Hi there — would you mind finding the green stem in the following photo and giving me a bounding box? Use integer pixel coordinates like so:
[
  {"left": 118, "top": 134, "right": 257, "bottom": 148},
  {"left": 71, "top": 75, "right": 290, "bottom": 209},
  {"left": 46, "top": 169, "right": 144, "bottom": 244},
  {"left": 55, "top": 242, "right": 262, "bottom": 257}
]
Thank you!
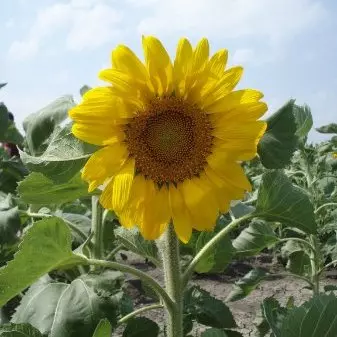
[
  {"left": 87, "top": 258, "right": 174, "bottom": 312},
  {"left": 117, "top": 304, "right": 164, "bottom": 326},
  {"left": 318, "top": 259, "right": 337, "bottom": 275},
  {"left": 91, "top": 196, "right": 104, "bottom": 260},
  {"left": 105, "top": 244, "right": 124, "bottom": 261},
  {"left": 309, "top": 235, "right": 320, "bottom": 294},
  {"left": 314, "top": 202, "right": 337, "bottom": 214},
  {"left": 278, "top": 237, "right": 316, "bottom": 253},
  {"left": 158, "top": 224, "right": 183, "bottom": 337},
  {"left": 182, "top": 215, "right": 251, "bottom": 286},
  {"left": 24, "top": 211, "right": 87, "bottom": 242}
]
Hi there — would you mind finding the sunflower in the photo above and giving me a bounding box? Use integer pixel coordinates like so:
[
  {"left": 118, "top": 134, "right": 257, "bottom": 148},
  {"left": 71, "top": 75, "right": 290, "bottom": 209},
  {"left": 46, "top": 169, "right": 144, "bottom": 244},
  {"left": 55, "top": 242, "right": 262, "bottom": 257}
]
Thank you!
[{"left": 69, "top": 36, "right": 267, "bottom": 243}]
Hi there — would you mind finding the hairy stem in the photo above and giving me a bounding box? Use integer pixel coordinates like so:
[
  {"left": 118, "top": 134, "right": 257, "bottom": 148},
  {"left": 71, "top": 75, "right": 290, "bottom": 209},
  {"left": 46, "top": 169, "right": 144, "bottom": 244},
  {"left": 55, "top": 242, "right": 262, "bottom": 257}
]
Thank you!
[
  {"left": 91, "top": 196, "right": 104, "bottom": 260},
  {"left": 314, "top": 202, "right": 337, "bottom": 214},
  {"left": 158, "top": 224, "right": 184, "bottom": 337},
  {"left": 117, "top": 304, "right": 164, "bottom": 326}
]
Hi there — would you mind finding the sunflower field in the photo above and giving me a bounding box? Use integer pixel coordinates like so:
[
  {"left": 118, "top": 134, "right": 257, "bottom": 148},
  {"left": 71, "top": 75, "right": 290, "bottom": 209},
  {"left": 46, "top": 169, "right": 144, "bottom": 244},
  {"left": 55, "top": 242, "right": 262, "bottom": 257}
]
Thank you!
[{"left": 0, "top": 38, "right": 337, "bottom": 337}]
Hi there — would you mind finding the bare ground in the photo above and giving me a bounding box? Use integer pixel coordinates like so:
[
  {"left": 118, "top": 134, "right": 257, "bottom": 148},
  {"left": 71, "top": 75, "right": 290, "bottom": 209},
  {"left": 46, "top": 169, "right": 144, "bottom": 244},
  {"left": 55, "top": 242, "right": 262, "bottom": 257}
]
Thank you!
[{"left": 113, "top": 252, "right": 337, "bottom": 337}]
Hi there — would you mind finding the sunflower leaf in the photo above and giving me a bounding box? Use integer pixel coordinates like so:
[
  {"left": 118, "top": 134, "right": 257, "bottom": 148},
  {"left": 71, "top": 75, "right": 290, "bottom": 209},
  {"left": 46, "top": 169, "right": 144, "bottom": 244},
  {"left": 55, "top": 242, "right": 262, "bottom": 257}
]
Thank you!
[
  {"left": 18, "top": 172, "right": 92, "bottom": 205},
  {"left": 254, "top": 170, "right": 317, "bottom": 234},
  {"left": 258, "top": 100, "right": 298, "bottom": 168},
  {"left": 316, "top": 123, "right": 337, "bottom": 134},
  {"left": 122, "top": 317, "right": 160, "bottom": 337},
  {"left": 92, "top": 319, "right": 112, "bottom": 337},
  {"left": 0, "top": 217, "right": 86, "bottom": 307},
  {"left": 0, "top": 323, "right": 45, "bottom": 336},
  {"left": 294, "top": 104, "right": 313, "bottom": 139},
  {"left": 20, "top": 124, "right": 98, "bottom": 183}
]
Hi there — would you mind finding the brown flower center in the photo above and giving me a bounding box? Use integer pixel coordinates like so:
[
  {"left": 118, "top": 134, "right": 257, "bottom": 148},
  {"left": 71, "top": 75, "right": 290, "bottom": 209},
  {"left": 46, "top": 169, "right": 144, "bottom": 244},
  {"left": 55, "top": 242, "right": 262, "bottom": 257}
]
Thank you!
[{"left": 124, "top": 96, "right": 213, "bottom": 184}]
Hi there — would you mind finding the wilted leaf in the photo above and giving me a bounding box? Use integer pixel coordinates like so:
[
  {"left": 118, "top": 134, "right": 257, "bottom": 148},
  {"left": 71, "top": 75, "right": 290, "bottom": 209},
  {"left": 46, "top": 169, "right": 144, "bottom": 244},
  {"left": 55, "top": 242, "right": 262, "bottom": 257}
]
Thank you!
[
  {"left": 122, "top": 317, "right": 159, "bottom": 337},
  {"left": 233, "top": 220, "right": 278, "bottom": 257},
  {"left": 254, "top": 170, "right": 316, "bottom": 234},
  {"left": 226, "top": 268, "right": 267, "bottom": 302},
  {"left": 18, "top": 172, "right": 91, "bottom": 204},
  {"left": 185, "top": 286, "right": 236, "bottom": 329},
  {"left": 258, "top": 100, "right": 298, "bottom": 168},
  {"left": 20, "top": 124, "right": 97, "bottom": 183},
  {"left": 0, "top": 217, "right": 86, "bottom": 306}
]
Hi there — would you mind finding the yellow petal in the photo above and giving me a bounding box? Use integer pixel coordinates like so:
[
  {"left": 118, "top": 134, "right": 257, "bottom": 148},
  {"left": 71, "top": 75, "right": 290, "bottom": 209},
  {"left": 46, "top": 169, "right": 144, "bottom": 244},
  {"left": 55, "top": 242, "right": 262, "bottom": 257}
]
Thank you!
[
  {"left": 173, "top": 38, "right": 193, "bottom": 96},
  {"left": 169, "top": 184, "right": 193, "bottom": 243},
  {"left": 191, "top": 38, "right": 209, "bottom": 72},
  {"left": 99, "top": 68, "right": 136, "bottom": 93},
  {"left": 112, "top": 45, "right": 148, "bottom": 82},
  {"left": 72, "top": 123, "right": 125, "bottom": 146},
  {"left": 207, "top": 153, "right": 252, "bottom": 191},
  {"left": 140, "top": 182, "right": 170, "bottom": 240},
  {"left": 208, "top": 49, "right": 228, "bottom": 78},
  {"left": 142, "top": 36, "right": 173, "bottom": 95},
  {"left": 69, "top": 87, "right": 134, "bottom": 123},
  {"left": 207, "top": 89, "right": 264, "bottom": 114},
  {"left": 204, "top": 167, "right": 231, "bottom": 213},
  {"left": 202, "top": 67, "right": 243, "bottom": 107},
  {"left": 82, "top": 143, "right": 128, "bottom": 191},
  {"left": 181, "top": 177, "right": 218, "bottom": 231}
]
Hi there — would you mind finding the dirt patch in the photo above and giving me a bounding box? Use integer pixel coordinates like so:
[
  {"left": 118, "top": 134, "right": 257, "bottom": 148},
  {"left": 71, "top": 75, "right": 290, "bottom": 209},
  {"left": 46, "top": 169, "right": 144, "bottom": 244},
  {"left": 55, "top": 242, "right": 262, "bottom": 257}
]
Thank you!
[{"left": 113, "top": 252, "right": 337, "bottom": 337}]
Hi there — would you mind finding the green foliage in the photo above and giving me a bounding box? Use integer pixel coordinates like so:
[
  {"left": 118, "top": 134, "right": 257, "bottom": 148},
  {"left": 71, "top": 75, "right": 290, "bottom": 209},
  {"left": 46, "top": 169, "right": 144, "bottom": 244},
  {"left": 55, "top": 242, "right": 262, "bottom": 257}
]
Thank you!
[
  {"left": 22, "top": 96, "right": 75, "bottom": 155},
  {"left": 0, "top": 195, "right": 20, "bottom": 245},
  {"left": 92, "top": 319, "right": 111, "bottom": 337},
  {"left": 194, "top": 232, "right": 233, "bottom": 273},
  {"left": 0, "top": 158, "right": 27, "bottom": 194},
  {"left": 232, "top": 220, "right": 278, "bottom": 257},
  {"left": 226, "top": 268, "right": 267, "bottom": 302},
  {"left": 254, "top": 170, "right": 317, "bottom": 234},
  {"left": 0, "top": 104, "right": 23, "bottom": 145},
  {"left": 259, "top": 294, "right": 337, "bottom": 337},
  {"left": 294, "top": 104, "right": 313, "bottom": 139},
  {"left": 12, "top": 271, "right": 125, "bottom": 337},
  {"left": 20, "top": 124, "right": 97, "bottom": 183},
  {"left": 115, "top": 227, "right": 159, "bottom": 265},
  {"left": 258, "top": 100, "right": 298, "bottom": 168},
  {"left": 0, "top": 217, "right": 86, "bottom": 306},
  {"left": 0, "top": 323, "right": 44, "bottom": 336},
  {"left": 122, "top": 317, "right": 160, "bottom": 337},
  {"left": 18, "top": 172, "right": 92, "bottom": 204},
  {"left": 316, "top": 123, "right": 337, "bottom": 134},
  {"left": 185, "top": 286, "right": 236, "bottom": 329}
]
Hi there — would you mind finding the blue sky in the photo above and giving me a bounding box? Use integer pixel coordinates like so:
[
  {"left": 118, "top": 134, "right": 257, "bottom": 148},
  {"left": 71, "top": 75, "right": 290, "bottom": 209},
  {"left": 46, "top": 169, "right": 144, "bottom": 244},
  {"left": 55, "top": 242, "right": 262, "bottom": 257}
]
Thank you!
[{"left": 0, "top": 0, "right": 336, "bottom": 141}]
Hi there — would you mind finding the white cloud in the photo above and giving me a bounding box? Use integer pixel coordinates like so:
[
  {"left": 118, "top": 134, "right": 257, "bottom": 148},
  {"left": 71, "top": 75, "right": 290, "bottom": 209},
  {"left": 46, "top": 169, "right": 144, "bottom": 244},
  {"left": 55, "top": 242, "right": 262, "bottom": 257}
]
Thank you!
[
  {"left": 8, "top": 0, "right": 123, "bottom": 60},
  {"left": 5, "top": 19, "right": 15, "bottom": 28},
  {"left": 136, "top": 0, "right": 327, "bottom": 46},
  {"left": 232, "top": 48, "right": 255, "bottom": 65}
]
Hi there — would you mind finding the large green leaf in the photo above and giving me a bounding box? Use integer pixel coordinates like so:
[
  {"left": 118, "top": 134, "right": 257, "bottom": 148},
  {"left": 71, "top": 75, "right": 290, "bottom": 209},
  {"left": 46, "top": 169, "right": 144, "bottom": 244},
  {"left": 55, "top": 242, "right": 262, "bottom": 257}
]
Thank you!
[
  {"left": 115, "top": 228, "right": 160, "bottom": 266},
  {"left": 316, "top": 123, "right": 337, "bottom": 134},
  {"left": 20, "top": 124, "right": 97, "bottom": 183},
  {"left": 92, "top": 319, "right": 111, "bottom": 337},
  {"left": 0, "top": 217, "right": 86, "bottom": 306},
  {"left": 294, "top": 104, "right": 313, "bottom": 139},
  {"left": 122, "top": 317, "right": 159, "bottom": 337},
  {"left": 286, "top": 251, "right": 311, "bottom": 276},
  {"left": 258, "top": 100, "right": 298, "bottom": 168},
  {"left": 0, "top": 323, "right": 44, "bottom": 337},
  {"left": 226, "top": 268, "right": 267, "bottom": 302},
  {"left": 254, "top": 170, "right": 317, "bottom": 234},
  {"left": 12, "top": 271, "right": 124, "bottom": 337},
  {"left": 185, "top": 286, "right": 236, "bottom": 329},
  {"left": 200, "top": 329, "right": 227, "bottom": 337},
  {"left": 232, "top": 220, "right": 278, "bottom": 257},
  {"left": 194, "top": 232, "right": 233, "bottom": 273},
  {"left": 18, "top": 172, "right": 91, "bottom": 205},
  {"left": 0, "top": 195, "right": 20, "bottom": 245},
  {"left": 23, "top": 96, "right": 75, "bottom": 155}
]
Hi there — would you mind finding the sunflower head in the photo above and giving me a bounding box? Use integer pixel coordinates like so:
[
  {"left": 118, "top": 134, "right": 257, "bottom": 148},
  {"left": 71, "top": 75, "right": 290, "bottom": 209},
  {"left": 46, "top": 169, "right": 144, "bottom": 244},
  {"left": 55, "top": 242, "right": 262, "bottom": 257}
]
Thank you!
[{"left": 69, "top": 36, "right": 267, "bottom": 243}]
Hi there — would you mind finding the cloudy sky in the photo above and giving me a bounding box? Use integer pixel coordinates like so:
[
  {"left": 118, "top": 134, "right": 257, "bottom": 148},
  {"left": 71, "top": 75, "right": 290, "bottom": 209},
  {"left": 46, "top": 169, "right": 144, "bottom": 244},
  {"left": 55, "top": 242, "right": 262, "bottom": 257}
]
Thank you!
[{"left": 0, "top": 0, "right": 336, "bottom": 141}]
